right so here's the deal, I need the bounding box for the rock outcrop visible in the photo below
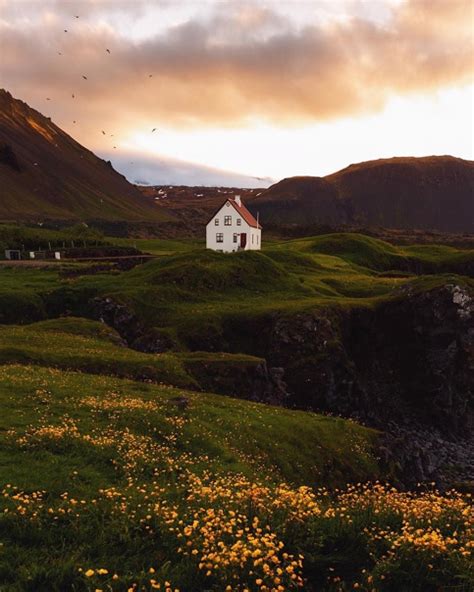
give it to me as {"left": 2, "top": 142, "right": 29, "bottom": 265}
{"left": 89, "top": 295, "right": 288, "bottom": 405}
{"left": 259, "top": 283, "right": 474, "bottom": 438}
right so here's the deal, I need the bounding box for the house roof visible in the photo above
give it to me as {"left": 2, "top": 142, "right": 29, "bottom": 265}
{"left": 229, "top": 199, "right": 261, "bottom": 229}
{"left": 207, "top": 198, "right": 261, "bottom": 229}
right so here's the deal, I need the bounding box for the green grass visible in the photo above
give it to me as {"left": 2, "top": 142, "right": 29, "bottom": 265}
{"left": 0, "top": 232, "right": 450, "bottom": 356}
{"left": 112, "top": 237, "right": 203, "bottom": 256}
{"left": 71, "top": 243, "right": 399, "bottom": 326}
{"left": 0, "top": 223, "right": 107, "bottom": 253}
{"left": 0, "top": 364, "right": 379, "bottom": 491}
{"left": 0, "top": 267, "right": 62, "bottom": 324}
{"left": 270, "top": 233, "right": 474, "bottom": 274}
{"left": 58, "top": 233, "right": 471, "bottom": 352}
{"left": 0, "top": 364, "right": 380, "bottom": 591}
{"left": 1, "top": 232, "right": 472, "bottom": 355}
{"left": 0, "top": 232, "right": 472, "bottom": 591}
{"left": 0, "top": 365, "right": 471, "bottom": 592}
{"left": 0, "top": 318, "right": 274, "bottom": 394}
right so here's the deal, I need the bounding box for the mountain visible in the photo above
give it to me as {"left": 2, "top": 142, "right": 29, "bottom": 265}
{"left": 250, "top": 156, "right": 474, "bottom": 233}
{"left": 0, "top": 90, "right": 171, "bottom": 222}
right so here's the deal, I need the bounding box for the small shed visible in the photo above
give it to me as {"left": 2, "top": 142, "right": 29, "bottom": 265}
{"left": 5, "top": 249, "right": 21, "bottom": 260}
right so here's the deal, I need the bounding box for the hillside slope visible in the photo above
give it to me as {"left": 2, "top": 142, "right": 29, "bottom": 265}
{"left": 0, "top": 89, "right": 171, "bottom": 222}
{"left": 251, "top": 156, "right": 474, "bottom": 233}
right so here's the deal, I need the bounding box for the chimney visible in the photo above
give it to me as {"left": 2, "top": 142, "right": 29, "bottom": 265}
{"left": 234, "top": 195, "right": 241, "bottom": 206}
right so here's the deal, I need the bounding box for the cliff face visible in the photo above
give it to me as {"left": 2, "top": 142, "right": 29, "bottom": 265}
{"left": 252, "top": 156, "right": 474, "bottom": 233}
{"left": 262, "top": 283, "right": 474, "bottom": 436}
{"left": 223, "top": 282, "right": 473, "bottom": 487}
{"left": 0, "top": 89, "right": 171, "bottom": 222}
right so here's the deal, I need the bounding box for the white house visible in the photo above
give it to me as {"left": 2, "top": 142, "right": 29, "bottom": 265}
{"left": 206, "top": 195, "right": 262, "bottom": 253}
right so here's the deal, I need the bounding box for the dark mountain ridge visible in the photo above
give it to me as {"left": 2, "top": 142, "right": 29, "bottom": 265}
{"left": 0, "top": 89, "right": 170, "bottom": 222}
{"left": 251, "top": 156, "right": 474, "bottom": 233}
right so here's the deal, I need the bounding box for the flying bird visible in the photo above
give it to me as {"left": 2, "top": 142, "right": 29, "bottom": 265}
{"left": 101, "top": 130, "right": 106, "bottom": 135}
{"left": 64, "top": 29, "right": 68, "bottom": 32}
{"left": 106, "top": 49, "right": 110, "bottom": 53}
{"left": 73, "top": 120, "right": 76, "bottom": 123}
{"left": 82, "top": 75, "right": 87, "bottom": 80}
{"left": 149, "top": 74, "right": 153, "bottom": 78}
{"left": 72, "top": 94, "right": 75, "bottom": 98}
{"left": 46, "top": 97, "right": 51, "bottom": 100}
{"left": 75, "top": 16, "right": 80, "bottom": 18}
{"left": 113, "top": 146, "right": 117, "bottom": 149}
{"left": 152, "top": 128, "right": 157, "bottom": 132}
{"left": 58, "top": 52, "right": 62, "bottom": 55}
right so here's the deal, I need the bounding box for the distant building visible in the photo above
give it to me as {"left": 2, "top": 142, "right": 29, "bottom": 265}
{"left": 206, "top": 195, "right": 262, "bottom": 253}
{"left": 4, "top": 249, "right": 21, "bottom": 260}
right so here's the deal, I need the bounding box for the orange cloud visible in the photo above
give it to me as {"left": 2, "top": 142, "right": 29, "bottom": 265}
{"left": 1, "top": 0, "right": 472, "bottom": 141}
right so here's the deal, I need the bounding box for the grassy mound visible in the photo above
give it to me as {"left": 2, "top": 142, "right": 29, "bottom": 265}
{"left": 0, "top": 321, "right": 194, "bottom": 388}
{"left": 70, "top": 239, "right": 402, "bottom": 331}
{"left": 0, "top": 267, "right": 62, "bottom": 324}
{"left": 308, "top": 233, "right": 406, "bottom": 270}
{"left": 29, "top": 317, "right": 124, "bottom": 342}
{"left": 0, "top": 318, "right": 277, "bottom": 396}
{"left": 296, "top": 233, "right": 474, "bottom": 274}
{"left": 117, "top": 249, "right": 302, "bottom": 294}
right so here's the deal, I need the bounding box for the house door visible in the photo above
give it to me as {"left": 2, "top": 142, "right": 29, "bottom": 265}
{"left": 240, "top": 233, "right": 247, "bottom": 249}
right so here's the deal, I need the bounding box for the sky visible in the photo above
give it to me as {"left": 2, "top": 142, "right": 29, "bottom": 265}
{"left": 1, "top": 0, "right": 473, "bottom": 186}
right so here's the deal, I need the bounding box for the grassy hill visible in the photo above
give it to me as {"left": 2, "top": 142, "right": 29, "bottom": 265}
{"left": 251, "top": 156, "right": 474, "bottom": 233}
{"left": 61, "top": 233, "right": 473, "bottom": 346}
{"left": 0, "top": 90, "right": 172, "bottom": 223}
{"left": 1, "top": 231, "right": 472, "bottom": 342}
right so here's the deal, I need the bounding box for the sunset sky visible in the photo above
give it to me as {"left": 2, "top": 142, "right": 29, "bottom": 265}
{"left": 1, "top": 0, "right": 473, "bottom": 186}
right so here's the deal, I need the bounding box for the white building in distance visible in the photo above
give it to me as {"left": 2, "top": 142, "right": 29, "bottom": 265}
{"left": 206, "top": 195, "right": 262, "bottom": 253}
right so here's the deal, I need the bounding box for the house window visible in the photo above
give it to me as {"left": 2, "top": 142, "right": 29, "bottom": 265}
{"left": 216, "top": 233, "right": 224, "bottom": 243}
{"left": 215, "top": 218, "right": 219, "bottom": 225}
{"left": 252, "top": 234, "right": 254, "bottom": 244}
{"left": 224, "top": 215, "right": 232, "bottom": 225}
{"left": 237, "top": 219, "right": 241, "bottom": 226}
{"left": 233, "top": 233, "right": 238, "bottom": 243}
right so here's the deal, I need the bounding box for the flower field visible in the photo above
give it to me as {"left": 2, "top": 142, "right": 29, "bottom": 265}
{"left": 0, "top": 365, "right": 472, "bottom": 591}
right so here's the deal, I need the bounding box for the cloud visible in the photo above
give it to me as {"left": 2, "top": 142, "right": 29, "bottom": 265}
{"left": 99, "top": 149, "right": 274, "bottom": 188}
{"left": 1, "top": 0, "right": 472, "bottom": 134}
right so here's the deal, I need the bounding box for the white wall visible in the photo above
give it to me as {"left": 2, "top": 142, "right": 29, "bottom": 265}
{"left": 206, "top": 201, "right": 261, "bottom": 252}
{"left": 247, "top": 227, "right": 262, "bottom": 251}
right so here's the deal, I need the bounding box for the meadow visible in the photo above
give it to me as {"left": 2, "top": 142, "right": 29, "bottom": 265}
{"left": 0, "top": 229, "right": 473, "bottom": 590}
{"left": 1, "top": 365, "right": 472, "bottom": 592}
